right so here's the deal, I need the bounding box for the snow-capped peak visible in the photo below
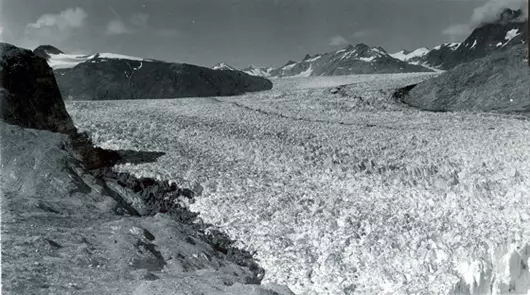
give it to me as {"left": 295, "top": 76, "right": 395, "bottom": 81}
{"left": 390, "top": 47, "right": 430, "bottom": 62}
{"left": 212, "top": 62, "right": 237, "bottom": 71}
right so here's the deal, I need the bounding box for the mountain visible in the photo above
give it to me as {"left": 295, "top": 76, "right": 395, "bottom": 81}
{"left": 241, "top": 65, "right": 274, "bottom": 77}
{"left": 399, "top": 44, "right": 529, "bottom": 113}
{"left": 269, "top": 43, "right": 434, "bottom": 78}
{"left": 406, "top": 8, "right": 527, "bottom": 70}
{"left": 212, "top": 62, "right": 237, "bottom": 71}
{"left": 390, "top": 47, "right": 430, "bottom": 62}
{"left": 34, "top": 47, "right": 273, "bottom": 100}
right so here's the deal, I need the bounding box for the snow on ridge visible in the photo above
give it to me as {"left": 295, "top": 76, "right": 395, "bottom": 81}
{"left": 505, "top": 29, "right": 520, "bottom": 41}
{"left": 96, "top": 53, "right": 144, "bottom": 61}
{"left": 359, "top": 56, "right": 376, "bottom": 62}
{"left": 391, "top": 47, "right": 430, "bottom": 61}
{"left": 304, "top": 55, "right": 322, "bottom": 63}
{"left": 282, "top": 63, "right": 297, "bottom": 70}
{"left": 470, "top": 40, "right": 478, "bottom": 49}
{"left": 47, "top": 51, "right": 147, "bottom": 70}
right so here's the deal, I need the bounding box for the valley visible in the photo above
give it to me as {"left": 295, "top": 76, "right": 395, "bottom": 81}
{"left": 66, "top": 73, "right": 530, "bottom": 294}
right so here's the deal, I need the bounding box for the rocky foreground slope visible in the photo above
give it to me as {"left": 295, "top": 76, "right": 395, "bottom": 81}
{"left": 0, "top": 42, "right": 292, "bottom": 294}
{"left": 34, "top": 45, "right": 273, "bottom": 100}
{"left": 397, "top": 44, "right": 529, "bottom": 113}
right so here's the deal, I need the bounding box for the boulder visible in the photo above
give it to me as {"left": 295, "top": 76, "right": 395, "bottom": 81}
{"left": 0, "top": 42, "right": 76, "bottom": 134}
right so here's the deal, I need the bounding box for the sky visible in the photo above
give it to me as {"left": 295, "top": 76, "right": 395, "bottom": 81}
{"left": 0, "top": 0, "right": 527, "bottom": 68}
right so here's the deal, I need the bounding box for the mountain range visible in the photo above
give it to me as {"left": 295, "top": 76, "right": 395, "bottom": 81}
{"left": 33, "top": 47, "right": 273, "bottom": 100}
{"left": 212, "top": 8, "right": 527, "bottom": 77}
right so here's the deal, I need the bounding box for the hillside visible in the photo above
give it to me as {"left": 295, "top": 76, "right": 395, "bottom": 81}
{"left": 399, "top": 44, "right": 529, "bottom": 113}
{"left": 34, "top": 46, "right": 273, "bottom": 100}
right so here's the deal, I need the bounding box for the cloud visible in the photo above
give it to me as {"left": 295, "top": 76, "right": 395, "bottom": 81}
{"left": 441, "top": 24, "right": 471, "bottom": 41}
{"left": 23, "top": 7, "right": 87, "bottom": 49}
{"left": 129, "top": 13, "right": 149, "bottom": 29}
{"left": 105, "top": 19, "right": 130, "bottom": 35}
{"left": 329, "top": 35, "right": 348, "bottom": 46}
{"left": 352, "top": 29, "right": 375, "bottom": 39}
{"left": 27, "top": 7, "right": 87, "bottom": 30}
{"left": 442, "top": 0, "right": 527, "bottom": 42}
{"left": 0, "top": 26, "right": 4, "bottom": 41}
{"left": 105, "top": 13, "right": 151, "bottom": 35}
{"left": 470, "top": 0, "right": 527, "bottom": 27}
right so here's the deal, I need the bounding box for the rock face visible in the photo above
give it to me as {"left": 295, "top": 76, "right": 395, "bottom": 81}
{"left": 0, "top": 42, "right": 76, "bottom": 134}
{"left": 269, "top": 43, "right": 433, "bottom": 78}
{"left": 33, "top": 45, "right": 64, "bottom": 59}
{"left": 401, "top": 45, "right": 529, "bottom": 113}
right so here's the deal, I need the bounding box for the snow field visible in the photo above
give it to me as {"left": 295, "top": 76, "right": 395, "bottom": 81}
{"left": 66, "top": 73, "right": 530, "bottom": 295}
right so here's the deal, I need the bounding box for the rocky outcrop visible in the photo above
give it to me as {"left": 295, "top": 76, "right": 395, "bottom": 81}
{"left": 0, "top": 42, "right": 293, "bottom": 295}
{"left": 400, "top": 45, "right": 529, "bottom": 113}
{"left": 0, "top": 43, "right": 76, "bottom": 134}
{"left": 33, "top": 45, "right": 64, "bottom": 59}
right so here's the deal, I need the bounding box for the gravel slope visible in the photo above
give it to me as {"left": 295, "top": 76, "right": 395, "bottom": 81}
{"left": 66, "top": 73, "right": 530, "bottom": 295}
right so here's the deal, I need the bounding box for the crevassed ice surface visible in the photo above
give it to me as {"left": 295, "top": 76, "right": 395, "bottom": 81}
{"left": 66, "top": 73, "right": 530, "bottom": 295}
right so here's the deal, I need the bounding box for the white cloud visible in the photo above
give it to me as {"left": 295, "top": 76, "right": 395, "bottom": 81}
{"left": 470, "top": 0, "right": 527, "bottom": 27}
{"left": 129, "top": 13, "right": 149, "bottom": 29}
{"left": 0, "top": 26, "right": 4, "bottom": 41}
{"left": 22, "top": 7, "right": 87, "bottom": 49}
{"left": 442, "top": 24, "right": 471, "bottom": 41}
{"left": 105, "top": 19, "right": 130, "bottom": 35}
{"left": 27, "top": 7, "right": 87, "bottom": 30}
{"left": 442, "top": 0, "right": 527, "bottom": 42}
{"left": 329, "top": 35, "right": 348, "bottom": 46}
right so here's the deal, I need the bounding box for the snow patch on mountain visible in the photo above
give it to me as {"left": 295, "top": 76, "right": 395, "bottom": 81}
{"left": 212, "top": 62, "right": 237, "bottom": 71}
{"left": 46, "top": 52, "right": 147, "bottom": 70}
{"left": 505, "top": 28, "right": 521, "bottom": 41}
{"left": 304, "top": 55, "right": 322, "bottom": 63}
{"left": 433, "top": 43, "right": 461, "bottom": 51}
{"left": 391, "top": 47, "right": 430, "bottom": 62}
{"left": 242, "top": 66, "right": 274, "bottom": 77}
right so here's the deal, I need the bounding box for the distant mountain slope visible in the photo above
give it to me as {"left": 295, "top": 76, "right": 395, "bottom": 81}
{"left": 34, "top": 46, "right": 273, "bottom": 100}
{"left": 241, "top": 66, "right": 274, "bottom": 77}
{"left": 212, "top": 62, "right": 238, "bottom": 71}
{"left": 409, "top": 8, "right": 527, "bottom": 70}
{"left": 400, "top": 44, "right": 529, "bottom": 113}
{"left": 270, "top": 43, "right": 433, "bottom": 78}
{"left": 390, "top": 47, "right": 430, "bottom": 62}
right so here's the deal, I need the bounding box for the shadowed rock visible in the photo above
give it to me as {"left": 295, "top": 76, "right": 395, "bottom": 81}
{"left": 0, "top": 43, "right": 76, "bottom": 134}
